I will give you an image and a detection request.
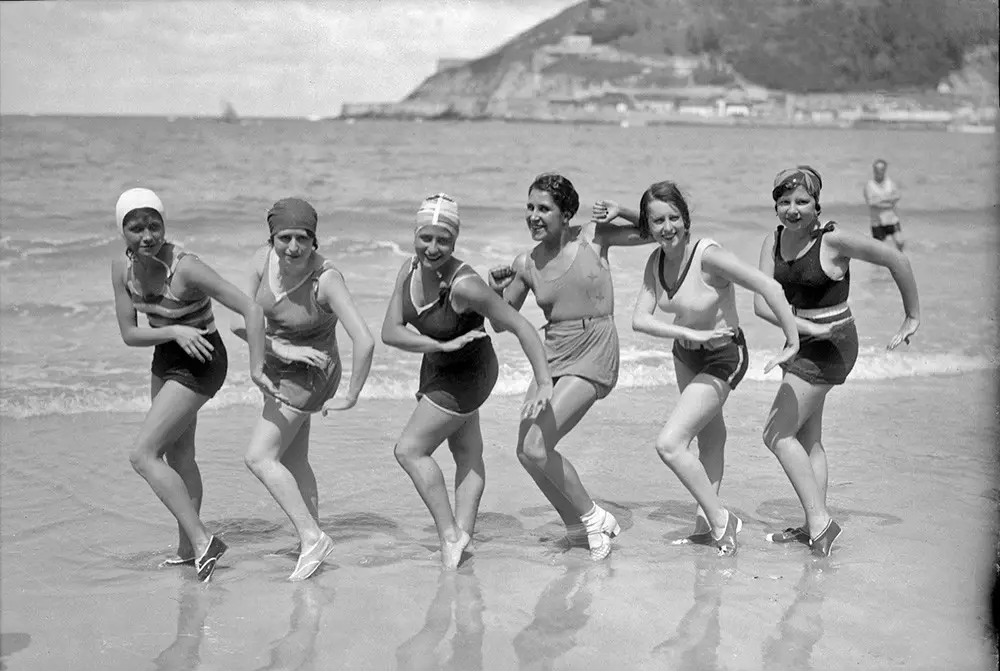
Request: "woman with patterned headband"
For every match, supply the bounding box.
[755,166,920,557]
[231,197,375,581]
[488,173,650,561]
[111,188,267,582]
[382,193,553,570]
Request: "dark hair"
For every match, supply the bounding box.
[268,230,318,250]
[637,181,691,239]
[873,158,887,168]
[528,173,579,219]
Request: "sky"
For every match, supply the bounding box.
[0,0,578,117]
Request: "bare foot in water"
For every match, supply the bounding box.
[441,530,471,570]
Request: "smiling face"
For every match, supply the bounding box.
[525,188,570,242]
[645,199,688,252]
[414,225,456,271]
[121,208,166,257]
[272,228,315,269]
[775,185,819,231]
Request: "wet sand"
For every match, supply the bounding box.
[1,372,997,670]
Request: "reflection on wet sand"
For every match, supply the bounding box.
[396,570,485,671]
[761,561,828,671]
[255,583,334,671]
[153,582,215,671]
[513,561,608,671]
[652,553,733,670]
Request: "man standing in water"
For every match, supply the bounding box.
[863,159,905,252]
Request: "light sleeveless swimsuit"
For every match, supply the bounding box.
[526,241,618,399]
[649,238,748,390]
[401,259,499,415]
[255,251,342,413]
[125,242,228,397]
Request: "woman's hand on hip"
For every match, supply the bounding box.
[171,326,214,362]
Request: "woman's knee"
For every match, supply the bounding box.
[762,424,795,453]
[517,428,548,466]
[393,439,424,468]
[654,433,689,464]
[244,449,278,475]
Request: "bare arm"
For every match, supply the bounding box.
[317,268,375,404]
[180,255,266,377]
[703,245,798,347]
[630,252,701,341]
[488,253,532,333]
[110,258,183,347]
[826,227,919,347]
[380,261,448,353]
[454,275,551,390]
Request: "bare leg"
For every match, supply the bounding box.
[448,412,485,539]
[163,417,202,560]
[763,374,832,538]
[130,378,213,558]
[671,360,727,534]
[655,368,731,534]
[797,397,828,516]
[245,398,323,548]
[393,399,471,569]
[516,376,599,521]
[281,416,318,524]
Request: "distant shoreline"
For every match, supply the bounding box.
[1,113,995,134]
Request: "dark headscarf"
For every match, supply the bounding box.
[267,198,318,238]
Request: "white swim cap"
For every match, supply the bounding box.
[116,188,164,229]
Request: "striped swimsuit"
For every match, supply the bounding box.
[125,243,228,397]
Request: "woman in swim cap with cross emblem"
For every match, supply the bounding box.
[382,193,553,570]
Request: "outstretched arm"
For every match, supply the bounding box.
[454,275,553,416]
[181,255,266,379]
[826,228,919,349]
[702,245,799,372]
[317,268,375,409]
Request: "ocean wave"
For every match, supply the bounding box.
[2,349,993,419]
[0,234,120,261]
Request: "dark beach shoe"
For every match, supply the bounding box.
[766,526,810,544]
[195,536,228,582]
[715,512,743,557]
[809,520,842,558]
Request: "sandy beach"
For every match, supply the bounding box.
[2,370,996,670]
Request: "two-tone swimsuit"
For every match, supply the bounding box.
[401,260,499,415]
[125,243,228,397]
[773,222,858,386]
